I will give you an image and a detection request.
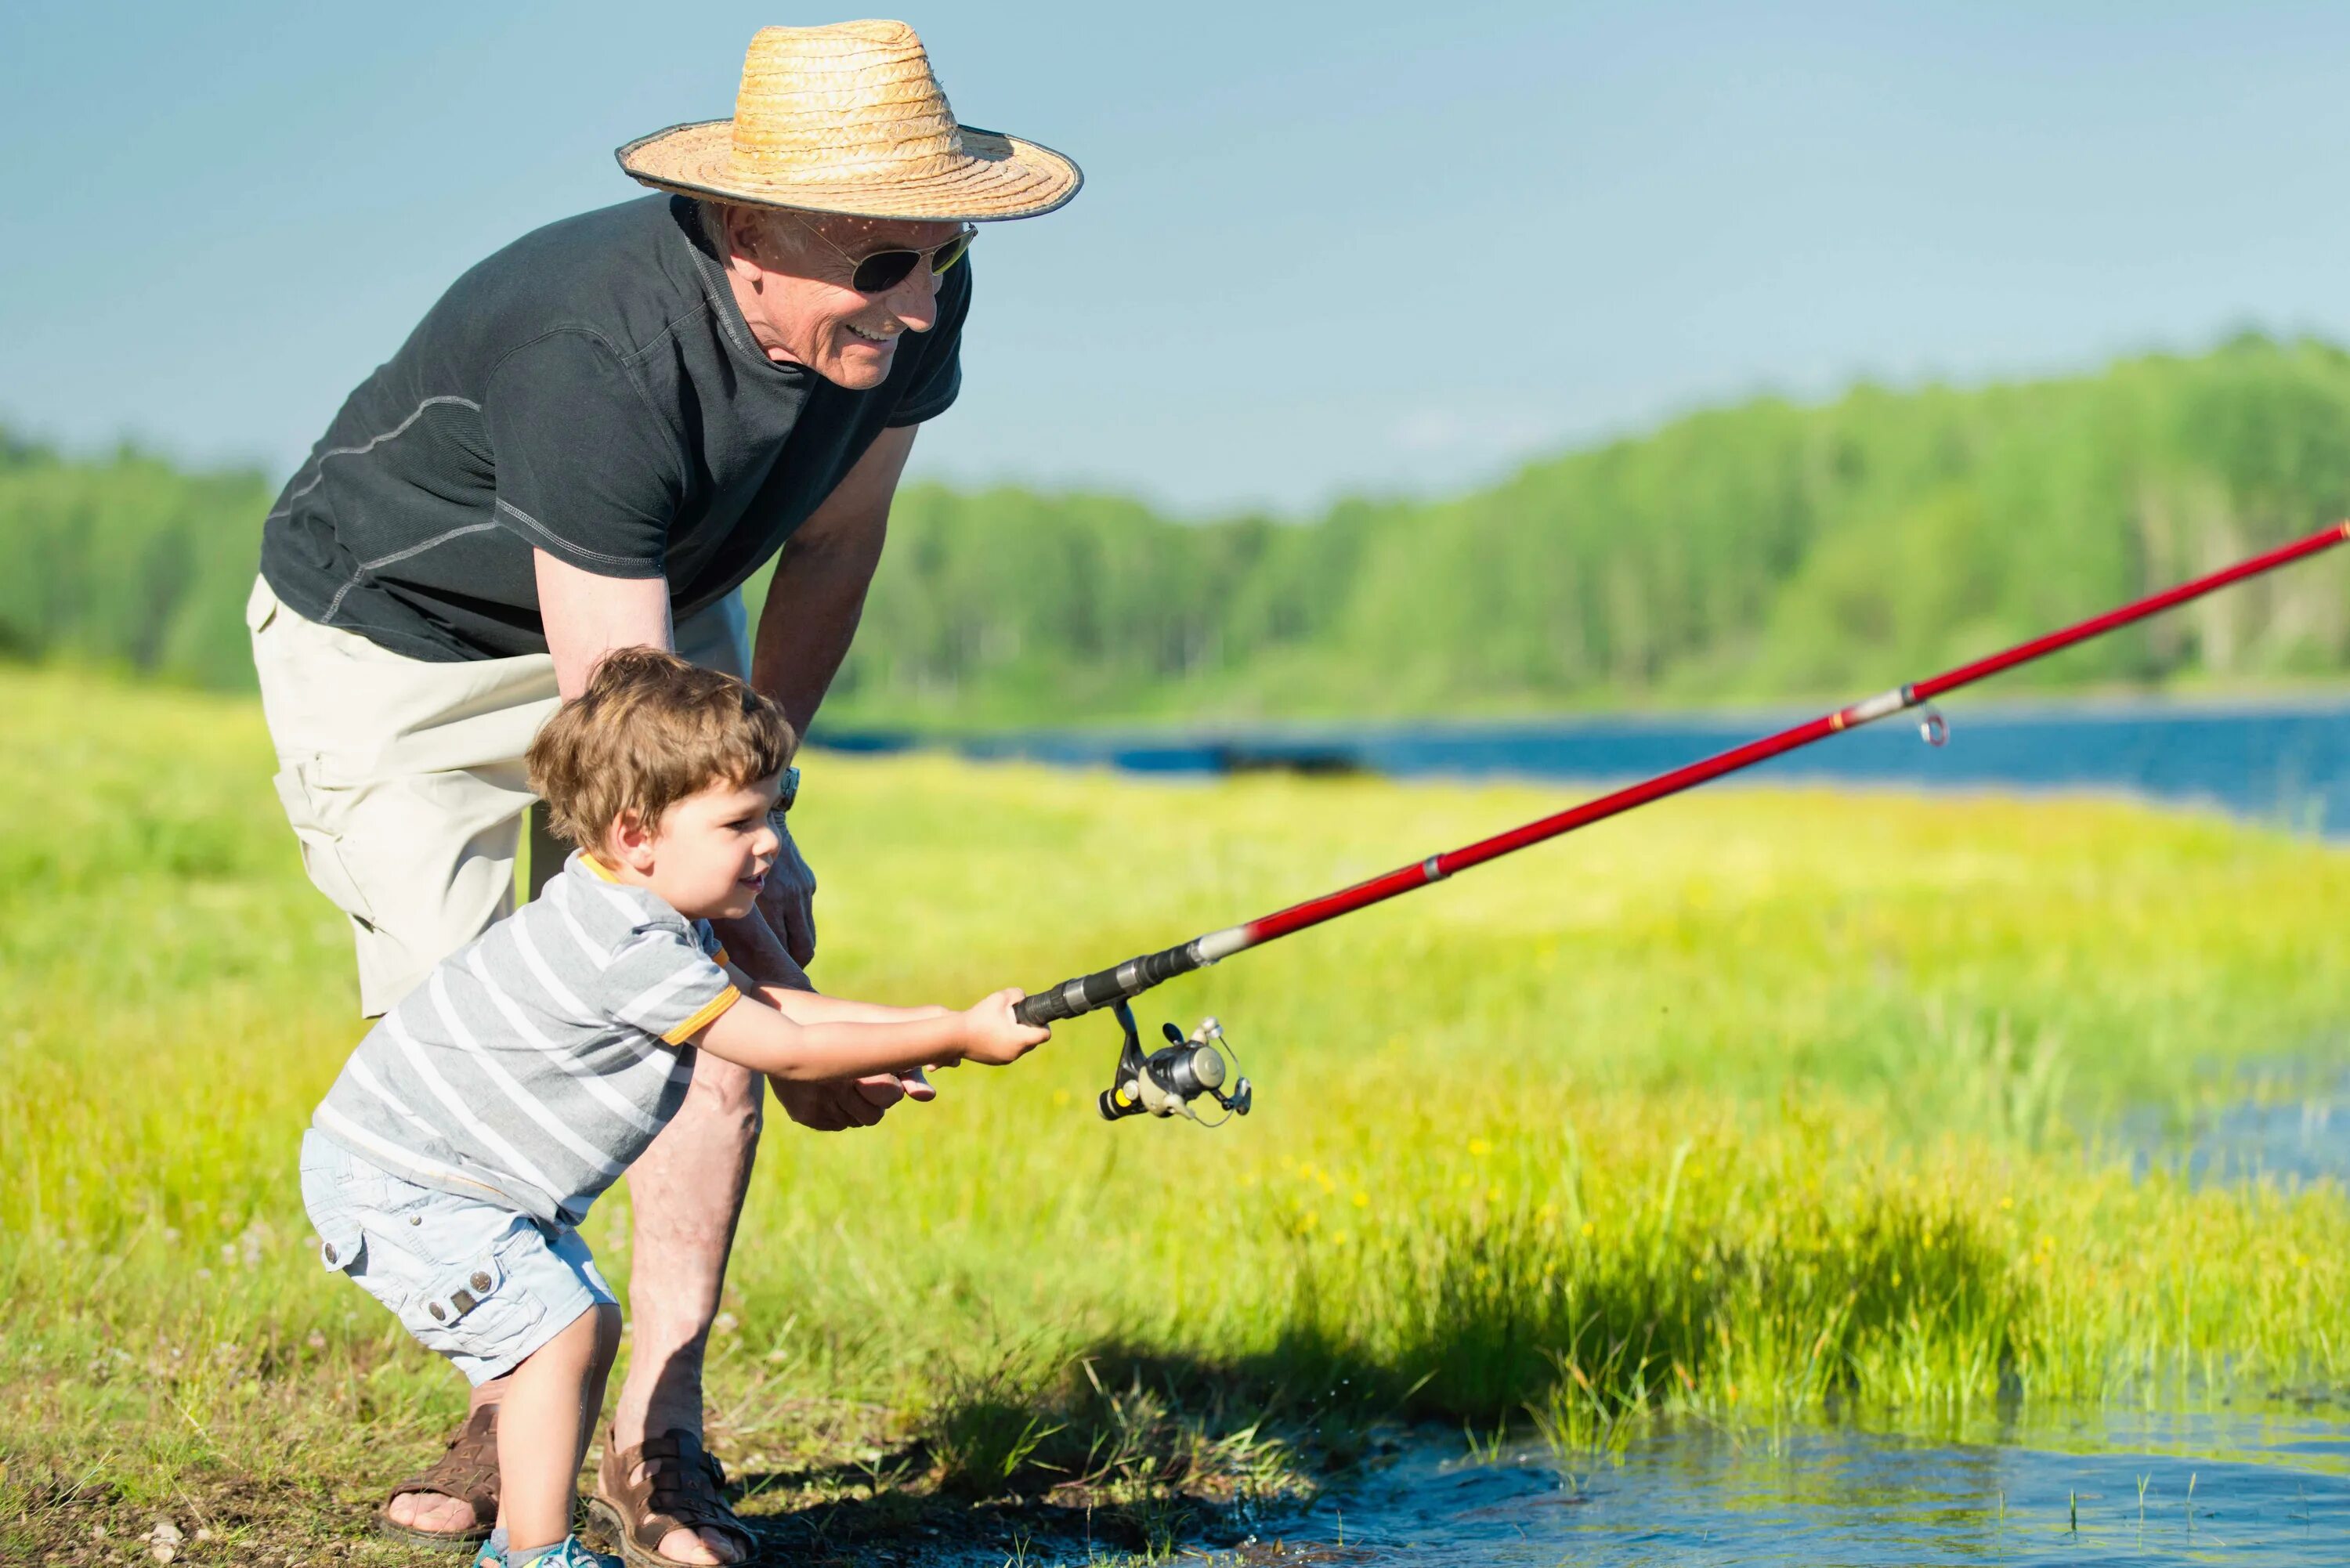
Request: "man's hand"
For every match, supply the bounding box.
[755,815,819,968]
[770,1071,933,1131]
[712,886,929,1133]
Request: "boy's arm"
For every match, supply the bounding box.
[749,981,953,1028]
[718,965,950,1100]
[689,984,971,1083]
[686,967,1050,1081]
[723,960,952,1026]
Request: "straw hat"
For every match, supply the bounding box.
[617,20,1081,222]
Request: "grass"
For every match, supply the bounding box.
[3,663,2349,1563]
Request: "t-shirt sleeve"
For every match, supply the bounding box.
[598,924,742,1046]
[482,331,685,578]
[884,258,971,428]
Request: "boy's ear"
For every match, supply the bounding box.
[610,807,659,871]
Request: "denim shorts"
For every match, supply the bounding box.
[298,1127,616,1385]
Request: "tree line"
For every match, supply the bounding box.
[10,334,2350,724]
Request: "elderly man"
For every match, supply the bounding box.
[251,22,1076,1566]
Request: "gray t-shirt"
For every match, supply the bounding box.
[311,851,741,1225]
[258,193,967,661]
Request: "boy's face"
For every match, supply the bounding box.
[630,772,783,922]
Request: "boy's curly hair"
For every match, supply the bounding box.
[526,646,797,853]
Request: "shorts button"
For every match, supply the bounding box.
[428,1302,447,1321]
[470,1271,493,1292]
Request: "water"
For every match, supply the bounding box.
[909,1413,2350,1565]
[2120,1084,2350,1187]
[1225,1415,2350,1565]
[817,697,2350,835]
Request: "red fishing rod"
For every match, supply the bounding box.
[1015,520,2350,1123]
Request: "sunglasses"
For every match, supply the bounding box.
[789,213,976,294]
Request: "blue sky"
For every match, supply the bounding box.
[5,2,2350,514]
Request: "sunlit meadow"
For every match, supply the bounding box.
[4,665,2348,1558]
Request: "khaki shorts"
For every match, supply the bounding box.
[247,575,750,1017]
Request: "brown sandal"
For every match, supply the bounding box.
[375,1401,501,1551]
[588,1429,757,1567]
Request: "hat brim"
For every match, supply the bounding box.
[616,120,1081,222]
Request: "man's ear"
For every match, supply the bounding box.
[720,203,770,283]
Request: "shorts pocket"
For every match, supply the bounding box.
[271,760,380,930]
[397,1246,544,1357]
[298,1133,374,1273]
[312,1215,367,1274]
[244,576,280,635]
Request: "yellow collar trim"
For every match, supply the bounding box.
[578,851,621,883]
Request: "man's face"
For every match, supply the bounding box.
[718,205,960,389]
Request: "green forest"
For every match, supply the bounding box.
[9,333,2350,726]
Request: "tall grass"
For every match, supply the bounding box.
[3,666,2348,1519]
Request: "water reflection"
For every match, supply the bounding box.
[1256,1412,2350,1565]
[2117,1083,2350,1187]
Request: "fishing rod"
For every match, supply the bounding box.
[1018,519,2350,1125]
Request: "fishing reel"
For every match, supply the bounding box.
[1098,999,1253,1126]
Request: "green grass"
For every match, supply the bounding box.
[4,663,2349,1561]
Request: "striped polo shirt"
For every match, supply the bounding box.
[312,851,742,1226]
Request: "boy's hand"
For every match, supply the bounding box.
[960,988,1051,1067]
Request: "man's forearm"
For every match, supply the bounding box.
[747,423,912,735]
[749,535,883,736]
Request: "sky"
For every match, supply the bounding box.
[5,2,2350,515]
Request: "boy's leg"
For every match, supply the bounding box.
[498,1302,624,1557]
[261,580,776,1552]
[301,1133,622,1548]
[253,576,558,1540]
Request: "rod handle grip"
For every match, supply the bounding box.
[1014,941,1203,1027]
[1015,988,1079,1028]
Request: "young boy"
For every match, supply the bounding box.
[299,648,1050,1568]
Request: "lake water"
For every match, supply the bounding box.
[909,1410,2350,1566]
[1218,1416,2350,1566]
[818,696,2350,835]
[2120,1085,2350,1187]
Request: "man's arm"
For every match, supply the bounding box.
[750,424,915,735]
[739,423,916,975]
[737,425,921,1123]
[535,551,674,699]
